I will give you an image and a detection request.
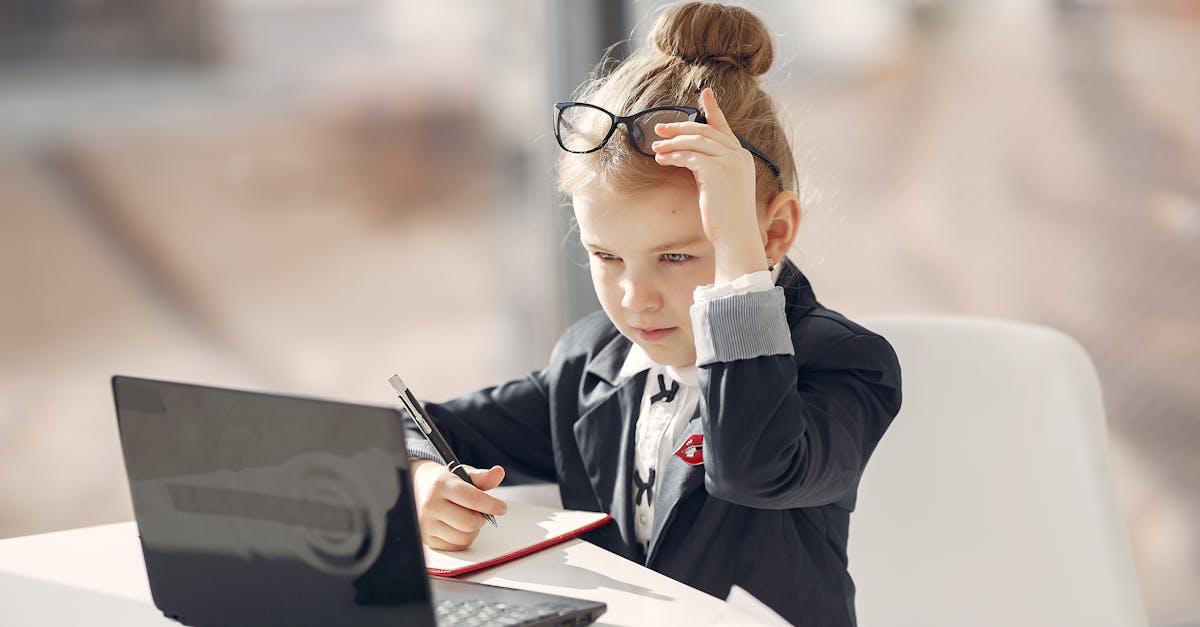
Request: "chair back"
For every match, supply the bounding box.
[850,314,1147,627]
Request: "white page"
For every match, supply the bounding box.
[423,502,609,574]
[707,585,790,626]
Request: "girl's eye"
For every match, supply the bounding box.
[661,253,691,263]
[593,252,620,262]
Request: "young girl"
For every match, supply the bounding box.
[406,3,902,624]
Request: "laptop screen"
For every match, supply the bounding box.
[113,375,436,627]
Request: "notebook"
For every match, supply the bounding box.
[111,375,608,627]
[425,502,611,577]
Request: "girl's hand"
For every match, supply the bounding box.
[652,87,766,283]
[410,459,508,551]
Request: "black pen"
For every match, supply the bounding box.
[388,374,498,527]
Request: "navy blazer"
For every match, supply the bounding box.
[407,259,902,626]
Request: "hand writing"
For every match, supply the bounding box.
[411,459,507,551]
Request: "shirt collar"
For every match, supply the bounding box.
[617,344,699,387]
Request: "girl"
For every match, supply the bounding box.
[406,3,902,624]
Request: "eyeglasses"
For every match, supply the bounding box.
[553,102,781,178]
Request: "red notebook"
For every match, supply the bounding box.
[422,502,612,577]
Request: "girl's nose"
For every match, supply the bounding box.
[620,275,662,312]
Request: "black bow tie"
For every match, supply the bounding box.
[650,373,679,404]
[633,467,656,506]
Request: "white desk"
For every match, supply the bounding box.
[0,487,732,626]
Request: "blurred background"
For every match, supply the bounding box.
[0,0,1196,623]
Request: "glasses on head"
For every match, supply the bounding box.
[553,102,782,179]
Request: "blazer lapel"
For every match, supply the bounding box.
[572,371,645,556]
[645,415,707,566]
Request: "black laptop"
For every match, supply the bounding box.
[112,375,606,627]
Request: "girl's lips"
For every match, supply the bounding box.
[636,327,677,342]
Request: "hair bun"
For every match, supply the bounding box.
[649,2,773,77]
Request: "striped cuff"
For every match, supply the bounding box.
[405,438,443,464]
[690,287,794,366]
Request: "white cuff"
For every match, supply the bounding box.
[693,270,774,304]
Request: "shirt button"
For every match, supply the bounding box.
[639,514,648,524]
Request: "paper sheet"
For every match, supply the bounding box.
[423,501,610,576]
[706,585,791,626]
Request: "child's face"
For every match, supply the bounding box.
[573,178,717,367]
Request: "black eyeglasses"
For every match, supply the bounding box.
[553,102,781,178]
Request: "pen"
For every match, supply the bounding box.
[388,374,498,527]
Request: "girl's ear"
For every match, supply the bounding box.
[762,191,802,263]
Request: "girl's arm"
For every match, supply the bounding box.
[403,370,558,485]
[654,87,900,509]
[692,288,903,510]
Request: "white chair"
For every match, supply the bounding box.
[849,314,1147,627]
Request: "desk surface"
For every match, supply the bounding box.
[0,494,732,626]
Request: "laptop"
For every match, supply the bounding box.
[112,375,607,627]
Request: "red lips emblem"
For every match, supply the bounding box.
[674,434,704,466]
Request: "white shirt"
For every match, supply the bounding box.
[619,266,780,553]
[618,349,700,552]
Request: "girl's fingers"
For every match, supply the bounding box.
[698,87,733,133]
[654,120,740,150]
[434,500,488,534]
[424,535,458,551]
[655,147,744,169]
[651,134,725,157]
[426,533,473,552]
[444,477,508,517]
[654,150,703,170]
[654,88,740,150]
[428,520,480,548]
[653,120,711,136]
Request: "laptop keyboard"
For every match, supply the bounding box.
[434,598,578,627]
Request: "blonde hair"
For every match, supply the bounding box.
[555,1,796,206]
